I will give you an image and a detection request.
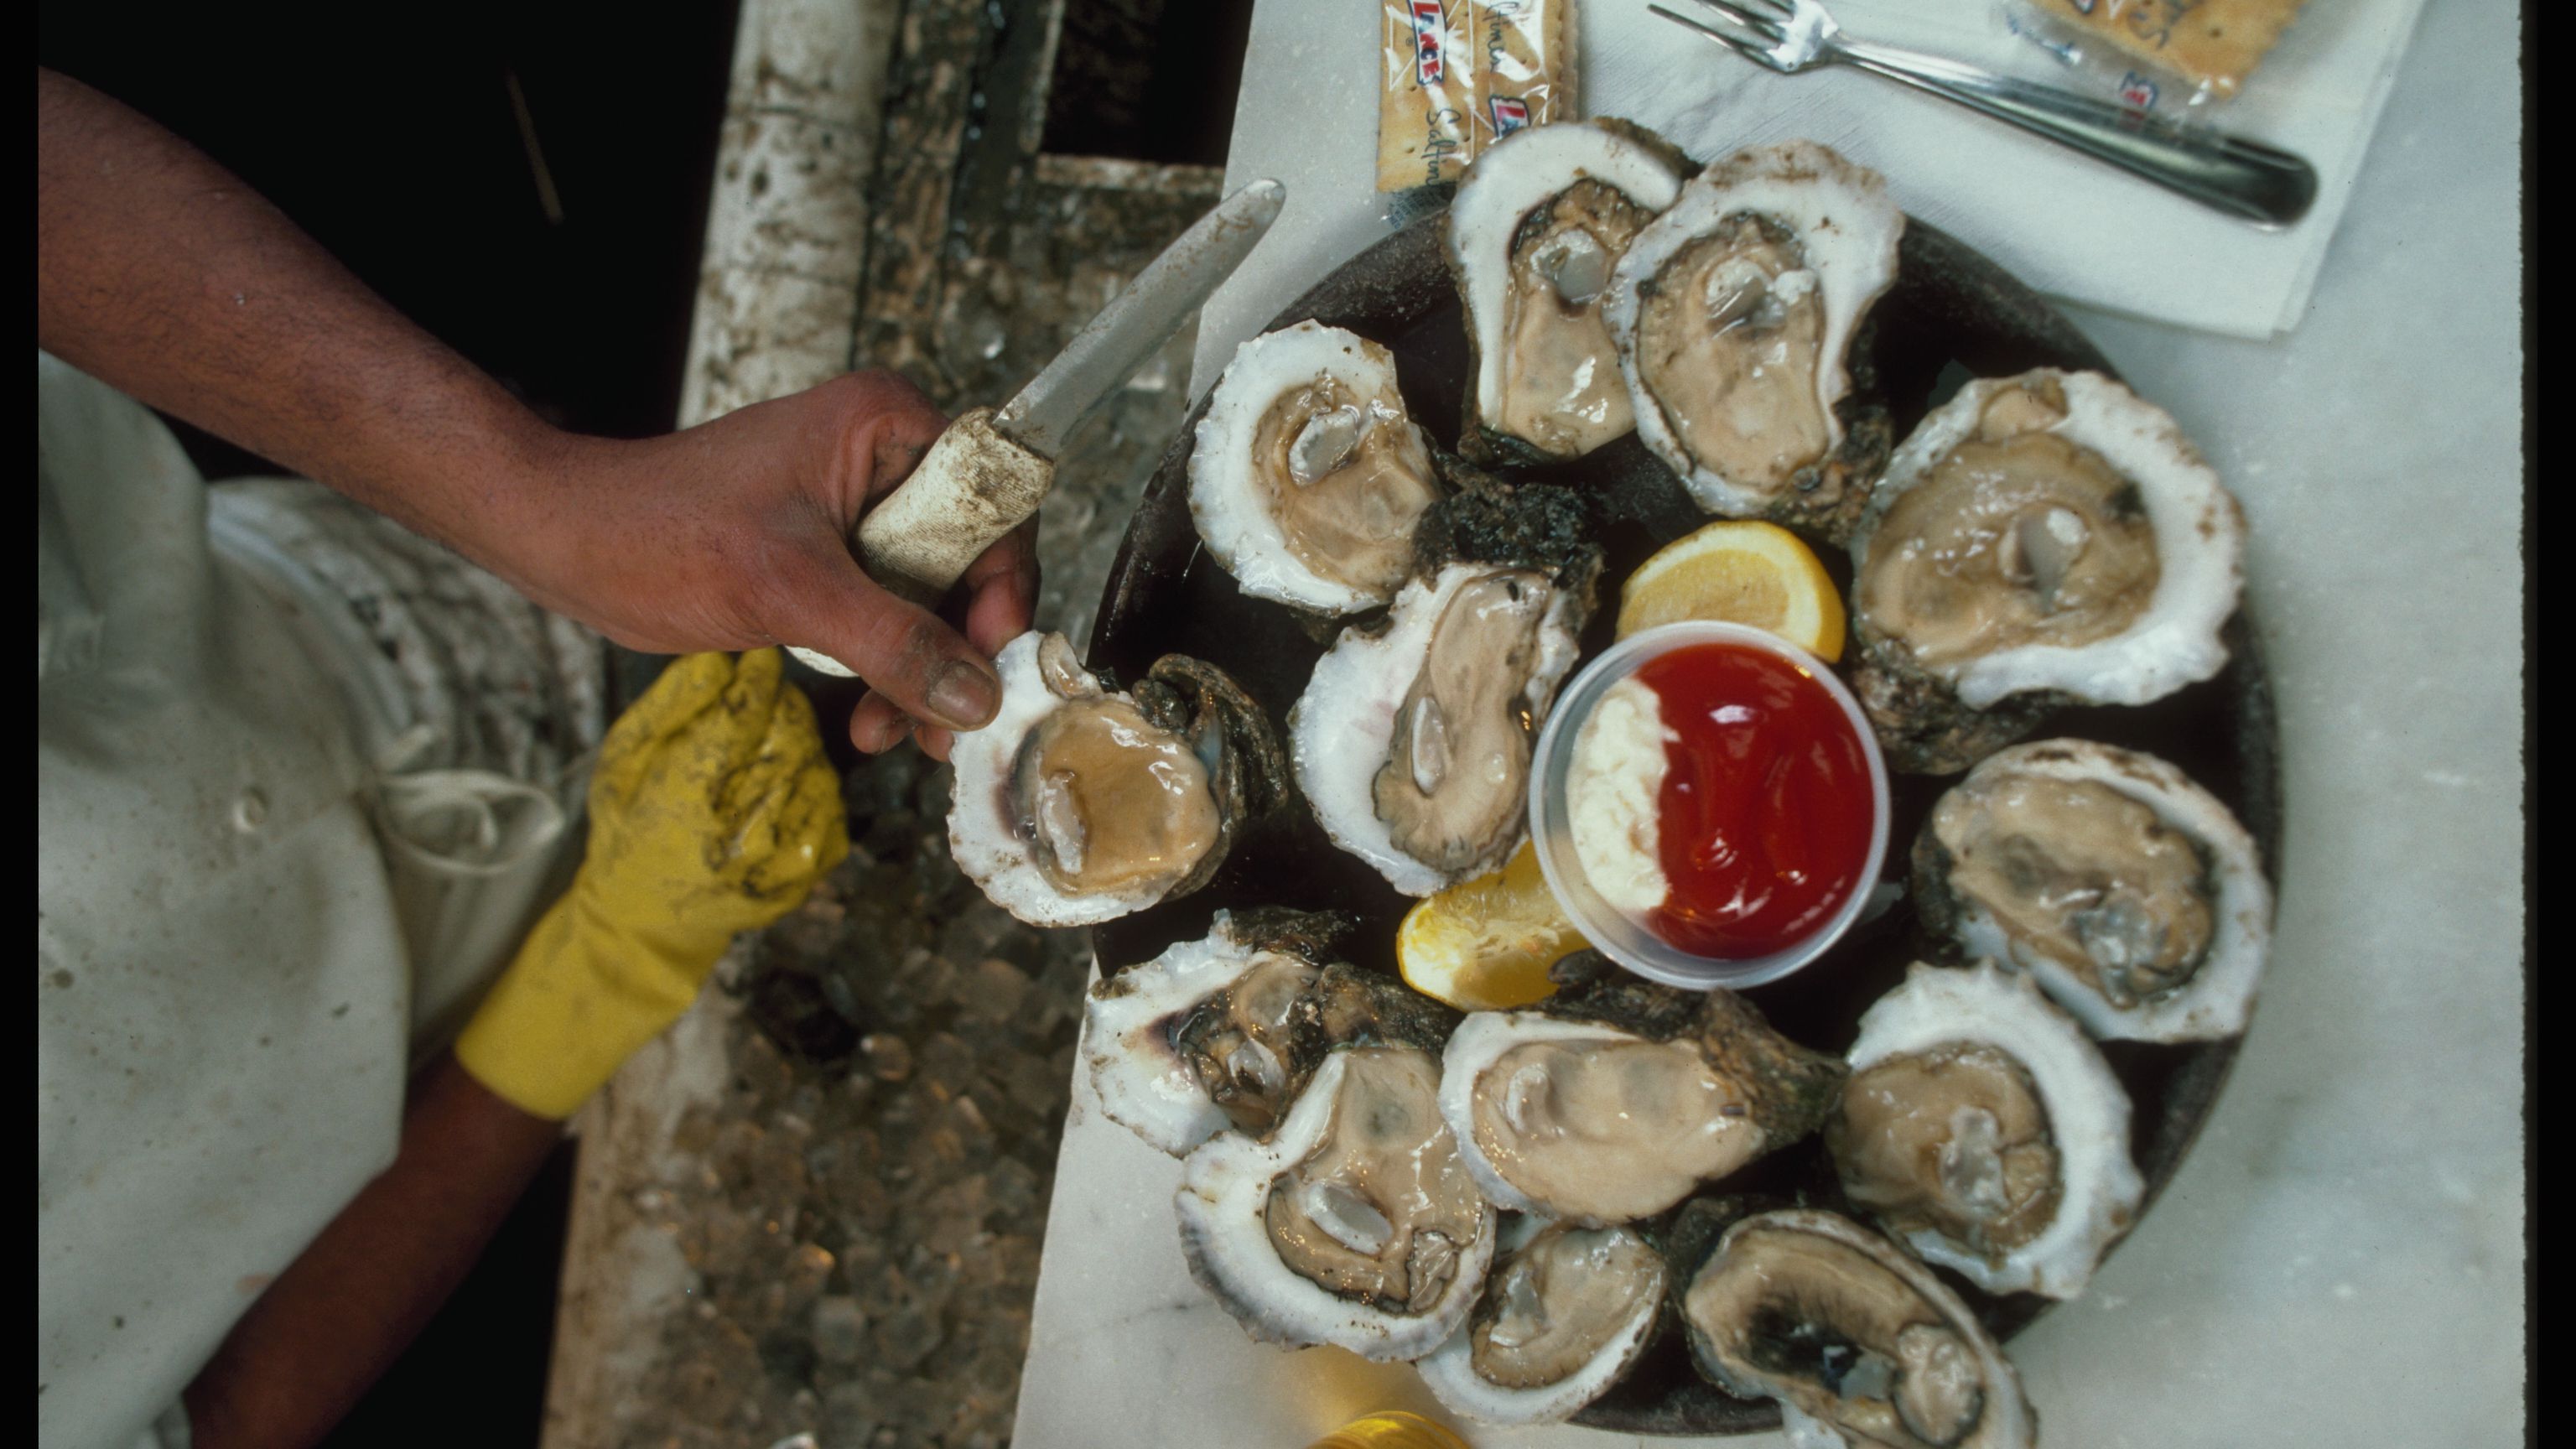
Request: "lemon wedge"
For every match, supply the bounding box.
[1396,841,1587,1011]
[1615,519,1846,662]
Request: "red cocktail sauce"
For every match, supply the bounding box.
[1633,641,1876,959]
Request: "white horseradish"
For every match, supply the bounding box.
[1566,677,1674,917]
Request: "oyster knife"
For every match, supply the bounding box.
[823,178,1285,635]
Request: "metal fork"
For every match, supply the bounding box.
[1650,0,2318,227]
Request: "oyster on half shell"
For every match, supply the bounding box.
[1678,1208,2036,1449]
[1827,960,2143,1299]
[1436,954,1846,1226]
[1849,369,2247,773]
[1290,480,1602,896]
[1178,1044,1498,1362]
[1417,1214,1668,1425]
[1914,739,2271,1042]
[1602,140,1903,539]
[1447,118,1690,463]
[1084,909,1459,1156]
[948,631,1285,927]
[1190,320,1446,615]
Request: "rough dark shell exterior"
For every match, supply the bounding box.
[1852,632,2064,776]
[1411,458,1606,606]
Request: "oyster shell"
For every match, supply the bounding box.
[948,631,1285,927]
[1446,118,1690,463]
[1677,1208,2036,1449]
[1189,320,1445,615]
[1849,369,2247,773]
[1177,1044,1497,1361]
[1417,1215,1667,1425]
[1084,909,1458,1156]
[1915,739,2271,1042]
[1602,140,1903,538]
[1436,953,1846,1225]
[1827,960,2143,1298]
[1289,480,1602,896]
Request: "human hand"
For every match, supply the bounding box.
[502,371,1037,761]
[454,649,847,1118]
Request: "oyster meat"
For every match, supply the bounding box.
[1291,481,1601,896]
[1679,1208,2036,1449]
[1447,118,1690,463]
[1436,954,1845,1225]
[1190,320,1445,615]
[1177,1044,1497,1361]
[1915,739,2271,1042]
[1849,369,2247,773]
[1417,1215,1667,1425]
[1602,140,1903,538]
[948,631,1285,927]
[1085,909,1458,1156]
[1827,960,2143,1298]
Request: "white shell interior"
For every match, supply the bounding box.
[1448,120,1687,434]
[1083,912,1280,1156]
[1174,1051,1497,1362]
[1602,140,1903,517]
[1942,740,2272,1042]
[1843,959,2146,1298]
[1287,562,1585,896]
[1851,369,2246,709]
[1189,320,1422,615]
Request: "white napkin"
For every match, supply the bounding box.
[1589,0,2430,337]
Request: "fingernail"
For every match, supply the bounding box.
[852,712,903,753]
[927,661,999,730]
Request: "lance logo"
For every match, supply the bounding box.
[2117,70,2160,111]
[1411,0,1446,86]
[1490,95,1531,135]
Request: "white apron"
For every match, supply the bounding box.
[35,353,602,1448]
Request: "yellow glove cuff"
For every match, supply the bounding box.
[454,887,703,1119]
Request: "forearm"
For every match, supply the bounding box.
[34,67,570,583]
[182,1054,564,1449]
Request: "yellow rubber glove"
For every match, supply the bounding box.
[455,648,849,1118]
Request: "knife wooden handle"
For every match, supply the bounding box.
[787,406,1055,678]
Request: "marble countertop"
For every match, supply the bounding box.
[1011,2,2525,1443]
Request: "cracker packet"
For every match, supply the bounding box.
[1378,2,1576,216]
[2007,0,2310,108]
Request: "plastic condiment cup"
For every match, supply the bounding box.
[1529,621,1891,991]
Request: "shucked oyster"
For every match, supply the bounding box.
[1436,953,1845,1225]
[1602,140,1903,539]
[1178,1044,1497,1361]
[1417,1215,1668,1425]
[1677,1208,2036,1449]
[1827,960,2143,1299]
[1915,740,2271,1042]
[1850,369,2246,773]
[1084,908,1458,1156]
[1290,480,1602,896]
[948,631,1285,927]
[1190,320,1445,615]
[1447,118,1690,463]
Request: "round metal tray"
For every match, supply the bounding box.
[1084,210,2281,1436]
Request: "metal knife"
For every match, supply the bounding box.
[792,177,1286,678]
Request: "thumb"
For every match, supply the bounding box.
[778,542,1002,735]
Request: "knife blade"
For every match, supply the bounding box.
[786,179,1284,686]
